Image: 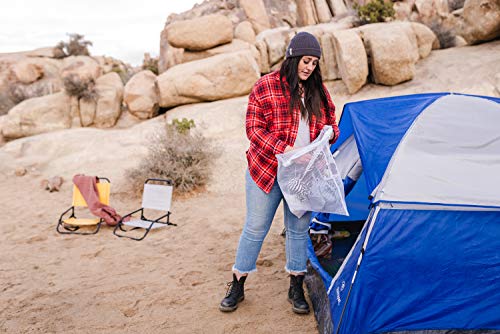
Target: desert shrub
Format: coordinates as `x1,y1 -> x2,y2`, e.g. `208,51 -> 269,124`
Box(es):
110,64 -> 133,84
172,117 -> 195,134
56,33 -> 93,57
354,0 -> 395,25
63,74 -> 97,100
126,119 -> 218,196
142,56 -> 159,75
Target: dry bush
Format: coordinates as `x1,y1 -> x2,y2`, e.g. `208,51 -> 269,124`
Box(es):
126,120 -> 219,196
111,64 -> 134,84
142,55 -> 159,75
63,74 -> 97,100
56,33 -> 93,57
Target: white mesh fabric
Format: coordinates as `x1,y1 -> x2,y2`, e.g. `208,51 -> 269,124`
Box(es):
141,183 -> 173,211
123,219 -> 166,229
332,135 -> 362,180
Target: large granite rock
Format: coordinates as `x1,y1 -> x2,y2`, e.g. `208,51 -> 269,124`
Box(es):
359,25 -> 416,86
157,51 -> 260,108
61,56 -> 102,82
332,30 -> 369,94
123,70 -> 159,120
239,0 -> 271,33
79,97 -> 96,127
2,92 -> 71,139
296,0 -> 319,26
314,0 -> 333,23
462,0 -> 500,44
3,57 -> 63,113
25,46 -> 65,58
256,27 -> 293,67
411,22 -> 438,58
319,34 -> 340,81
181,39 -> 260,66
12,59 -> 44,84
327,0 -> 349,17
255,40 -> 271,73
94,72 -> 124,128
234,21 -> 257,44
158,29 -> 184,73
166,14 -> 233,51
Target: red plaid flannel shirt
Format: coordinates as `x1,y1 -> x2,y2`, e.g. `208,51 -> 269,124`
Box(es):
246,71 -> 340,193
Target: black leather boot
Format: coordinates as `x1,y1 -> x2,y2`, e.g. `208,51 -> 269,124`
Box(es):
219,274 -> 246,312
288,274 -> 310,314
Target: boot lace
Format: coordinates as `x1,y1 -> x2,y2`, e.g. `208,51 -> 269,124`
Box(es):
225,281 -> 237,298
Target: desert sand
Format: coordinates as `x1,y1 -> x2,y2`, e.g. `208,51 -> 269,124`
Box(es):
1,41 -> 499,333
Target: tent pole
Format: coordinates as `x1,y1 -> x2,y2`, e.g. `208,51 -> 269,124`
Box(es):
334,206 -> 380,334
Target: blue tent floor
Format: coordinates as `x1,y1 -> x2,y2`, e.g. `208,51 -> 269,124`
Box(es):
314,221 -> 365,278
306,221 -> 365,334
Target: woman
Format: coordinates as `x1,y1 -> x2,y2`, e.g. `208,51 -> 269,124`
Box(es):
220,32 -> 340,314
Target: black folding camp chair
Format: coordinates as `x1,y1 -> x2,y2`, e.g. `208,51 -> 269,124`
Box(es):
113,178 -> 176,241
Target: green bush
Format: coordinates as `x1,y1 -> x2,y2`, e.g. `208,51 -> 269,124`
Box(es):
111,64 -> 134,84
142,56 -> 159,75
172,118 -> 195,134
126,119 -> 218,195
354,0 -> 395,25
56,33 -> 93,57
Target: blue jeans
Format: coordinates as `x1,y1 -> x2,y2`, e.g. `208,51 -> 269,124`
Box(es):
233,170 -> 311,274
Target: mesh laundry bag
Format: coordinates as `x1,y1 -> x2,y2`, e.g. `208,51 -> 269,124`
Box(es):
276,126 -> 348,218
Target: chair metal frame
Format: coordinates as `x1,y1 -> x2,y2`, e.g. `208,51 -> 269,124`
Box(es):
56,177 -> 111,235
113,178 -> 176,241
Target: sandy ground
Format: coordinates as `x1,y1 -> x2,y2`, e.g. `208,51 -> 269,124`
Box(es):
0,175 -> 312,333
1,40 -> 499,333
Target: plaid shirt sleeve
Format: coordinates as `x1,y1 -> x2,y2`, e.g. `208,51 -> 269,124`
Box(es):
246,86 -> 289,156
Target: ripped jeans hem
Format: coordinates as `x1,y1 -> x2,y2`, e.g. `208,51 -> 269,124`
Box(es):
232,265 -> 258,275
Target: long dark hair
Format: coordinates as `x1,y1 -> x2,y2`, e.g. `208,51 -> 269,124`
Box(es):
279,56 -> 330,121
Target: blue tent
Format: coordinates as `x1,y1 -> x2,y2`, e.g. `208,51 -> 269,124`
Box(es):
306,93 -> 500,334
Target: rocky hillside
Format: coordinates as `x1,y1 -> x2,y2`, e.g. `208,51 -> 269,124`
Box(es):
1,40 -> 499,195
0,0 -> 498,145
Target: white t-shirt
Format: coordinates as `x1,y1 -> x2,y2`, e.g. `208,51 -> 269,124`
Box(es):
294,98 -> 311,148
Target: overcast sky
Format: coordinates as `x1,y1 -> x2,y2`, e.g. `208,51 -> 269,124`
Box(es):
0,0 -> 203,66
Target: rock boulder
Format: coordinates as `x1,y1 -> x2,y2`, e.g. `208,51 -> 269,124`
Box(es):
166,14 -> 233,51
157,51 -> 260,108
123,70 -> 159,120
2,92 -> 71,139
94,72 -> 124,128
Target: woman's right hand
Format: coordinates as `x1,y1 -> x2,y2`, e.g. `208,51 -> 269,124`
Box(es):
283,146 -> 311,164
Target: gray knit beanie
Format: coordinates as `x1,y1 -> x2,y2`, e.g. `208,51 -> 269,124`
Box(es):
285,32 -> 322,59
